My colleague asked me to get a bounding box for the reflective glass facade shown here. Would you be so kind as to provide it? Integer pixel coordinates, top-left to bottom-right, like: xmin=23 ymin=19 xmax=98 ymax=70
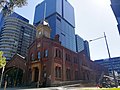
xmin=0 ymin=12 xmax=36 ymax=60
xmin=75 ymin=35 xmax=84 ymax=52
xmin=75 ymin=35 xmax=90 ymax=60
xmin=34 ymin=0 xmax=76 ymax=52
xmin=0 ymin=12 xmax=4 ymax=34
xmin=95 ymin=57 xmax=120 ymax=76
xmin=110 ymin=0 xmax=120 ymax=34
xmin=84 ymin=40 xmax=90 ymax=60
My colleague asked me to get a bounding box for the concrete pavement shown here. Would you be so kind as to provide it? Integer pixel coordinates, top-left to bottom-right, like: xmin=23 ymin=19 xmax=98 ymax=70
xmin=0 ymin=87 xmax=102 ymax=90
xmin=0 ymin=86 xmax=120 ymax=90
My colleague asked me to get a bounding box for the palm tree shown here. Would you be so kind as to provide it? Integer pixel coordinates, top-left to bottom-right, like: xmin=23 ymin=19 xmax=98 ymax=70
xmin=0 ymin=0 xmax=27 ymax=16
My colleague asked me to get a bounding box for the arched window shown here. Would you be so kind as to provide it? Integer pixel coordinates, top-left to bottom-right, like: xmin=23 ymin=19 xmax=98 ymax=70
xmin=55 ymin=66 xmax=61 ymax=78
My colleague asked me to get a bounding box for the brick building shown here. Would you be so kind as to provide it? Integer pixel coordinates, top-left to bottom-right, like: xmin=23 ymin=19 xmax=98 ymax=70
xmin=27 ymin=21 xmax=108 ymax=86
xmin=2 ymin=21 xmax=108 ymax=87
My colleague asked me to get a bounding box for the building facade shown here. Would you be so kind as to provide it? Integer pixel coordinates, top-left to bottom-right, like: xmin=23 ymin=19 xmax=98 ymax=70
xmin=110 ymin=0 xmax=120 ymax=35
xmin=27 ymin=22 xmax=108 ymax=86
xmin=94 ymin=57 xmax=120 ymax=76
xmin=34 ymin=0 xmax=76 ymax=52
xmin=1 ymin=21 xmax=109 ymax=87
xmin=0 ymin=12 xmax=36 ymax=60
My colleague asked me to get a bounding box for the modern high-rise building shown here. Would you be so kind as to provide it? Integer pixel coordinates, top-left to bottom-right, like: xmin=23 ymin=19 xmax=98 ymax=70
xmin=34 ymin=0 xmax=76 ymax=52
xmin=94 ymin=57 xmax=120 ymax=76
xmin=0 ymin=11 xmax=5 ymax=34
xmin=84 ymin=40 xmax=90 ymax=60
xmin=0 ymin=12 xmax=36 ymax=60
xmin=0 ymin=11 xmax=29 ymax=34
xmin=110 ymin=0 xmax=120 ymax=34
xmin=75 ymin=35 xmax=90 ymax=60
xmin=75 ymin=35 xmax=84 ymax=52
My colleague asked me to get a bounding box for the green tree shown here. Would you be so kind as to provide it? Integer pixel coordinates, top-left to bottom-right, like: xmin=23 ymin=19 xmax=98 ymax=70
xmin=0 ymin=0 xmax=27 ymax=16
xmin=0 ymin=51 xmax=6 ymax=68
xmin=0 ymin=51 xmax=6 ymax=88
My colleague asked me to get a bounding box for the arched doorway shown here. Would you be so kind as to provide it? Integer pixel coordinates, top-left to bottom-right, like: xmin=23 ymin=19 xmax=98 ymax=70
xmin=4 ymin=67 xmax=23 ymax=87
xmin=4 ymin=54 xmax=27 ymax=87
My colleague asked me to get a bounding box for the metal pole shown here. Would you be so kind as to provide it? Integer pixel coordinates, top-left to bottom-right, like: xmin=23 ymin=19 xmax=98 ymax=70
xmin=0 ymin=66 xmax=5 ymax=88
xmin=44 ymin=2 xmax=46 ymax=20
xmin=103 ymin=32 xmax=118 ymax=87
xmin=103 ymin=32 xmax=111 ymax=58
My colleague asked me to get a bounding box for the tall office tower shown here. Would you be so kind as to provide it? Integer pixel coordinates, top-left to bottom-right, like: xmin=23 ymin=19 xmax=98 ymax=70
xmin=75 ymin=35 xmax=84 ymax=52
xmin=0 ymin=12 xmax=5 ymax=34
xmin=75 ymin=34 xmax=90 ymax=60
xmin=0 ymin=12 xmax=36 ymax=60
xmin=110 ymin=0 xmax=120 ymax=34
xmin=34 ymin=0 xmax=76 ymax=52
xmin=84 ymin=40 xmax=90 ymax=60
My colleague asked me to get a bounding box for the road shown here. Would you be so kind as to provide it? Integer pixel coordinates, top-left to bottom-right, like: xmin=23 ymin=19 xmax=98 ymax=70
xmin=0 ymin=86 xmax=120 ymax=90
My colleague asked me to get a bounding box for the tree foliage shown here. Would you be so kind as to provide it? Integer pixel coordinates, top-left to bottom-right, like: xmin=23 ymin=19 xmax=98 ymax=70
xmin=0 ymin=0 xmax=27 ymax=7
xmin=0 ymin=51 xmax=6 ymax=68
xmin=0 ymin=0 xmax=27 ymax=16
xmin=9 ymin=0 xmax=28 ymax=7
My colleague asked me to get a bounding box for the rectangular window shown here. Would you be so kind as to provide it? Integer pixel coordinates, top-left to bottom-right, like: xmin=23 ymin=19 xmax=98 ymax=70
xmin=74 ymin=57 xmax=78 ymax=64
xmin=59 ymin=67 xmax=61 ymax=78
xmin=38 ymin=52 xmax=41 ymax=60
xmin=31 ymin=53 xmax=34 ymax=61
xmin=55 ymin=49 xmax=58 ymax=57
xmin=44 ymin=50 xmax=48 ymax=57
xmin=55 ymin=66 xmax=61 ymax=78
xmin=75 ymin=71 xmax=78 ymax=80
xmin=66 ymin=54 xmax=70 ymax=62
xmin=55 ymin=67 xmax=57 ymax=77
xmin=66 ymin=69 xmax=71 ymax=80
xmin=65 ymin=54 xmax=67 ymax=61
xmin=59 ymin=50 xmax=61 ymax=58
xmin=55 ymin=49 xmax=61 ymax=59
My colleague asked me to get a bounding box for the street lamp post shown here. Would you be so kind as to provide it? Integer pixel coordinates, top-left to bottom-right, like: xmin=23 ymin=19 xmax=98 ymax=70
xmin=89 ymin=32 xmax=118 ymax=87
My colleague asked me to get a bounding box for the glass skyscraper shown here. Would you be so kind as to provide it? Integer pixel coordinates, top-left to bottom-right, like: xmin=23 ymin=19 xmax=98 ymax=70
xmin=0 ymin=12 xmax=36 ymax=60
xmin=75 ymin=34 xmax=90 ymax=60
xmin=110 ymin=0 xmax=120 ymax=35
xmin=75 ymin=35 xmax=84 ymax=52
xmin=84 ymin=40 xmax=90 ymax=60
xmin=34 ymin=0 xmax=76 ymax=52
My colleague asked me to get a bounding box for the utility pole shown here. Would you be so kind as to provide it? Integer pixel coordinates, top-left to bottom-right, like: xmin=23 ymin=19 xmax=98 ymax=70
xmin=103 ymin=32 xmax=118 ymax=87
xmin=89 ymin=32 xmax=118 ymax=87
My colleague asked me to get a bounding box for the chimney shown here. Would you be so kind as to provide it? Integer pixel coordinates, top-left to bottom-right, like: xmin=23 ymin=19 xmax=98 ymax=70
xmin=54 ymin=34 xmax=60 ymax=42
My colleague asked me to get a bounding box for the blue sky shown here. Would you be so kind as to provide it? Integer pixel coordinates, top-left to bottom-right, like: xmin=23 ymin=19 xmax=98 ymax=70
xmin=15 ymin=0 xmax=120 ymax=60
